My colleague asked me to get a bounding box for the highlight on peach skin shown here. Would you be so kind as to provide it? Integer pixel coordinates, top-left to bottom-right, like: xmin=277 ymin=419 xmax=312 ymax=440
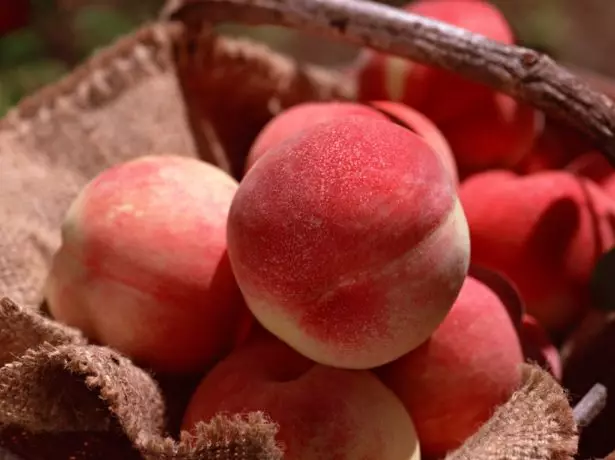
xmin=227 ymin=116 xmax=470 ymax=370
xmin=45 ymin=155 xmax=250 ymax=373
xmin=181 ymin=335 xmax=421 ymax=460
xmin=376 ymin=276 xmax=524 ymax=458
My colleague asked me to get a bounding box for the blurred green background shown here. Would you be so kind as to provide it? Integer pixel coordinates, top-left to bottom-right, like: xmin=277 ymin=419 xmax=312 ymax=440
xmin=0 ymin=0 xmax=614 ymax=117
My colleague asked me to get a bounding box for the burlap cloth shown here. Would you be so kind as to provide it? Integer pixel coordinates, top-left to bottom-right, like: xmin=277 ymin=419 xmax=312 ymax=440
xmin=0 ymin=12 xmax=581 ymax=460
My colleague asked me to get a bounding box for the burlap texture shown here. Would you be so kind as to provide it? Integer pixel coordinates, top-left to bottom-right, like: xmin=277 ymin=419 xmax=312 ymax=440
xmin=0 ymin=15 xmax=578 ymax=460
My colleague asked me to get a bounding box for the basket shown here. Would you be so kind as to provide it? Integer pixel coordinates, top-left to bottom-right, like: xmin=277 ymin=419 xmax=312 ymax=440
xmin=1 ymin=0 xmax=614 ymax=459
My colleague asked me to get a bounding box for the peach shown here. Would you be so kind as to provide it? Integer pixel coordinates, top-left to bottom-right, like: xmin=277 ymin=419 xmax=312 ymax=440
xmin=355 ymin=0 xmax=514 ymax=124
xmin=459 ymin=170 xmax=615 ymax=336
xmin=520 ymin=314 xmax=562 ymax=380
xmin=376 ymin=276 xmax=524 ymax=458
xmin=245 ymin=102 xmax=388 ymax=172
xmin=439 ymin=92 xmax=543 ymax=175
xmin=227 ymin=116 xmax=470 ymax=369
xmin=182 ymin=336 xmax=421 ymax=460
xmin=369 ymin=100 xmax=458 ymax=183
xmin=45 ymin=155 xmax=248 ymax=373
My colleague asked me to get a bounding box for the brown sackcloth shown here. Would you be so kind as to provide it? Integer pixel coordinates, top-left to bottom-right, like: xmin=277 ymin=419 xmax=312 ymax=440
xmin=0 ymin=15 xmax=578 ymax=460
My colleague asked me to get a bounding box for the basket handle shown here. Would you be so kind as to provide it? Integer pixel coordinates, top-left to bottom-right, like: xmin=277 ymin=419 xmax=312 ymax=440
xmin=163 ymin=0 xmax=615 ymax=166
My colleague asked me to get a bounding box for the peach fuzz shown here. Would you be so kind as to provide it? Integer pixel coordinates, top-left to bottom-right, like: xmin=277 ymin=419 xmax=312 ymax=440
xmin=45 ymin=155 xmax=249 ymax=373
xmin=227 ymin=116 xmax=470 ymax=369
xmin=355 ymin=0 xmax=514 ymax=124
xmin=181 ymin=336 xmax=421 ymax=460
xmin=459 ymin=170 xmax=615 ymax=336
xmin=245 ymin=102 xmax=388 ymax=172
xmin=520 ymin=314 xmax=562 ymax=381
xmin=439 ymin=92 xmax=543 ymax=175
xmin=369 ymin=100 xmax=458 ymax=183
xmin=376 ymin=276 xmax=524 ymax=458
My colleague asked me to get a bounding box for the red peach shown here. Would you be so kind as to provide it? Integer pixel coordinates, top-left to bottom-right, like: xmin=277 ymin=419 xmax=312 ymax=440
xmin=245 ymin=102 xmax=388 ymax=172
xmin=520 ymin=314 xmax=562 ymax=381
xmin=439 ymin=92 xmax=543 ymax=175
xmin=369 ymin=100 xmax=458 ymax=183
xmin=566 ymin=151 xmax=615 ymax=199
xmin=45 ymin=155 xmax=248 ymax=373
xmin=459 ymin=170 xmax=615 ymax=336
xmin=181 ymin=336 xmax=421 ymax=460
xmin=376 ymin=276 xmax=524 ymax=458
xmin=355 ymin=0 xmax=514 ymax=124
xmin=227 ymin=117 xmax=470 ymax=369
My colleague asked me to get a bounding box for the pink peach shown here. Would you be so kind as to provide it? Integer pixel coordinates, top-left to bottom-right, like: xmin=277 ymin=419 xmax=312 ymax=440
xmin=439 ymin=92 xmax=543 ymax=175
xmin=182 ymin=336 xmax=421 ymax=460
xmin=227 ymin=116 xmax=470 ymax=369
xmin=376 ymin=276 xmax=524 ymax=458
xmin=459 ymin=170 xmax=615 ymax=336
xmin=45 ymin=155 xmax=248 ymax=373
xmin=245 ymin=102 xmax=387 ymax=172
xmin=355 ymin=0 xmax=514 ymax=124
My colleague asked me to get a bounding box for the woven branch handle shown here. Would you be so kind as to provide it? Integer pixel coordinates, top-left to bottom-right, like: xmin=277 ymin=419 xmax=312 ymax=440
xmin=163 ymin=0 xmax=615 ymax=167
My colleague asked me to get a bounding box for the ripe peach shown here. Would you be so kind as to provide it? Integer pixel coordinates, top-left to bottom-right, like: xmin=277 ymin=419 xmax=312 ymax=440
xmin=376 ymin=276 xmax=524 ymax=458
xmin=45 ymin=155 xmax=248 ymax=373
xmin=369 ymin=100 xmax=458 ymax=183
xmin=245 ymin=102 xmax=388 ymax=172
xmin=182 ymin=336 xmax=421 ymax=460
xmin=439 ymin=92 xmax=543 ymax=175
xmin=520 ymin=314 xmax=562 ymax=380
xmin=459 ymin=170 xmax=615 ymax=336
xmin=227 ymin=117 xmax=470 ymax=369
xmin=355 ymin=0 xmax=514 ymax=124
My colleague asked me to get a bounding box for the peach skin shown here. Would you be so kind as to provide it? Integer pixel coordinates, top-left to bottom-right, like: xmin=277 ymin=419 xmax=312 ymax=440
xmin=227 ymin=116 xmax=470 ymax=369
xmin=45 ymin=155 xmax=249 ymax=373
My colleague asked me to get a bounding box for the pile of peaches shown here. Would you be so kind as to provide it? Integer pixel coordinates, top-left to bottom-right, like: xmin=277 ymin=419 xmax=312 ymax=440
xmin=42 ymin=1 xmax=615 ymax=459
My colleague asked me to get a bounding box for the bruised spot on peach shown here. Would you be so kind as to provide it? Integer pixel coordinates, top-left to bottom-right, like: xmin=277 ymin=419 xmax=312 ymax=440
xmin=228 ymin=116 xmax=470 ymax=369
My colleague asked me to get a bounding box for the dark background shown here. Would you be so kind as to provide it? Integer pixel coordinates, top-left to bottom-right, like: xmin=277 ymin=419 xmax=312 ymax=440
xmin=0 ymin=0 xmax=614 ymax=116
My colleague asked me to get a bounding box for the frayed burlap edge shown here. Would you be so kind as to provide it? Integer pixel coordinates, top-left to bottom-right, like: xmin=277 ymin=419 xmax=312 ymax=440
xmin=446 ymin=364 xmax=578 ymax=460
xmin=0 ymin=297 xmax=283 ymax=460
